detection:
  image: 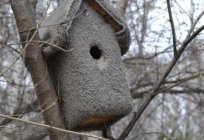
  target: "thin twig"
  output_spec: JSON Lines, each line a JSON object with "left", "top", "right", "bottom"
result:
{"left": 0, "top": 2, "right": 49, "bottom": 78}
{"left": 167, "top": 0, "right": 177, "bottom": 56}
{"left": 0, "top": 96, "right": 58, "bottom": 133}
{"left": 31, "top": 40, "right": 74, "bottom": 53}
{"left": 156, "top": 72, "right": 203, "bottom": 95}
{"left": 187, "top": 10, "right": 204, "bottom": 38}
{"left": 178, "top": 25, "right": 204, "bottom": 53}
{"left": 174, "top": 0, "right": 191, "bottom": 18}
{"left": 0, "top": 114, "right": 107, "bottom": 140}
{"left": 131, "top": 72, "right": 204, "bottom": 98}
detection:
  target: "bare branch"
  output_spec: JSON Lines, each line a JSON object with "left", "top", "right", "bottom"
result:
{"left": 0, "top": 113, "right": 107, "bottom": 140}
{"left": 0, "top": 99, "right": 39, "bottom": 130}
{"left": 167, "top": 0, "right": 177, "bottom": 56}
{"left": 118, "top": 23, "right": 204, "bottom": 140}
{"left": 131, "top": 73, "right": 203, "bottom": 98}
{"left": 179, "top": 25, "right": 204, "bottom": 53}
{"left": 187, "top": 10, "right": 204, "bottom": 38}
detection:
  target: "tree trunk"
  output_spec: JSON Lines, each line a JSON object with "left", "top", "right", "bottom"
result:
{"left": 9, "top": 0, "right": 68, "bottom": 139}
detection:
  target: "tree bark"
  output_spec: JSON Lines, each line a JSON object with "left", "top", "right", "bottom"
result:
{"left": 9, "top": 0, "right": 68, "bottom": 140}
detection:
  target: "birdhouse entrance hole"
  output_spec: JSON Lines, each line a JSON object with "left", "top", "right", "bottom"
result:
{"left": 90, "top": 45, "right": 102, "bottom": 60}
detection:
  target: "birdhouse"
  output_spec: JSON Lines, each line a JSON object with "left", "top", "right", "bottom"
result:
{"left": 39, "top": 0, "right": 132, "bottom": 131}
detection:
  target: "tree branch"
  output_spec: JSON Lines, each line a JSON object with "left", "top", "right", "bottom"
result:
{"left": 0, "top": 113, "right": 107, "bottom": 140}
{"left": 167, "top": 0, "right": 177, "bottom": 56}
{"left": 187, "top": 10, "right": 204, "bottom": 38}
{"left": 118, "top": 23, "right": 204, "bottom": 140}
{"left": 131, "top": 73, "right": 204, "bottom": 98}
{"left": 9, "top": 0, "right": 67, "bottom": 140}
{"left": 0, "top": 99, "right": 39, "bottom": 130}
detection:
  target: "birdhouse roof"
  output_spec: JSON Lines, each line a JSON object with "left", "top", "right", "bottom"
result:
{"left": 39, "top": 0, "right": 130, "bottom": 55}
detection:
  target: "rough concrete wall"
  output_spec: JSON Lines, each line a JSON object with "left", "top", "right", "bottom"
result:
{"left": 49, "top": 1, "right": 132, "bottom": 130}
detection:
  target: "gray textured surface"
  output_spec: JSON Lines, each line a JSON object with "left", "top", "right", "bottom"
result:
{"left": 45, "top": 1, "right": 132, "bottom": 130}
